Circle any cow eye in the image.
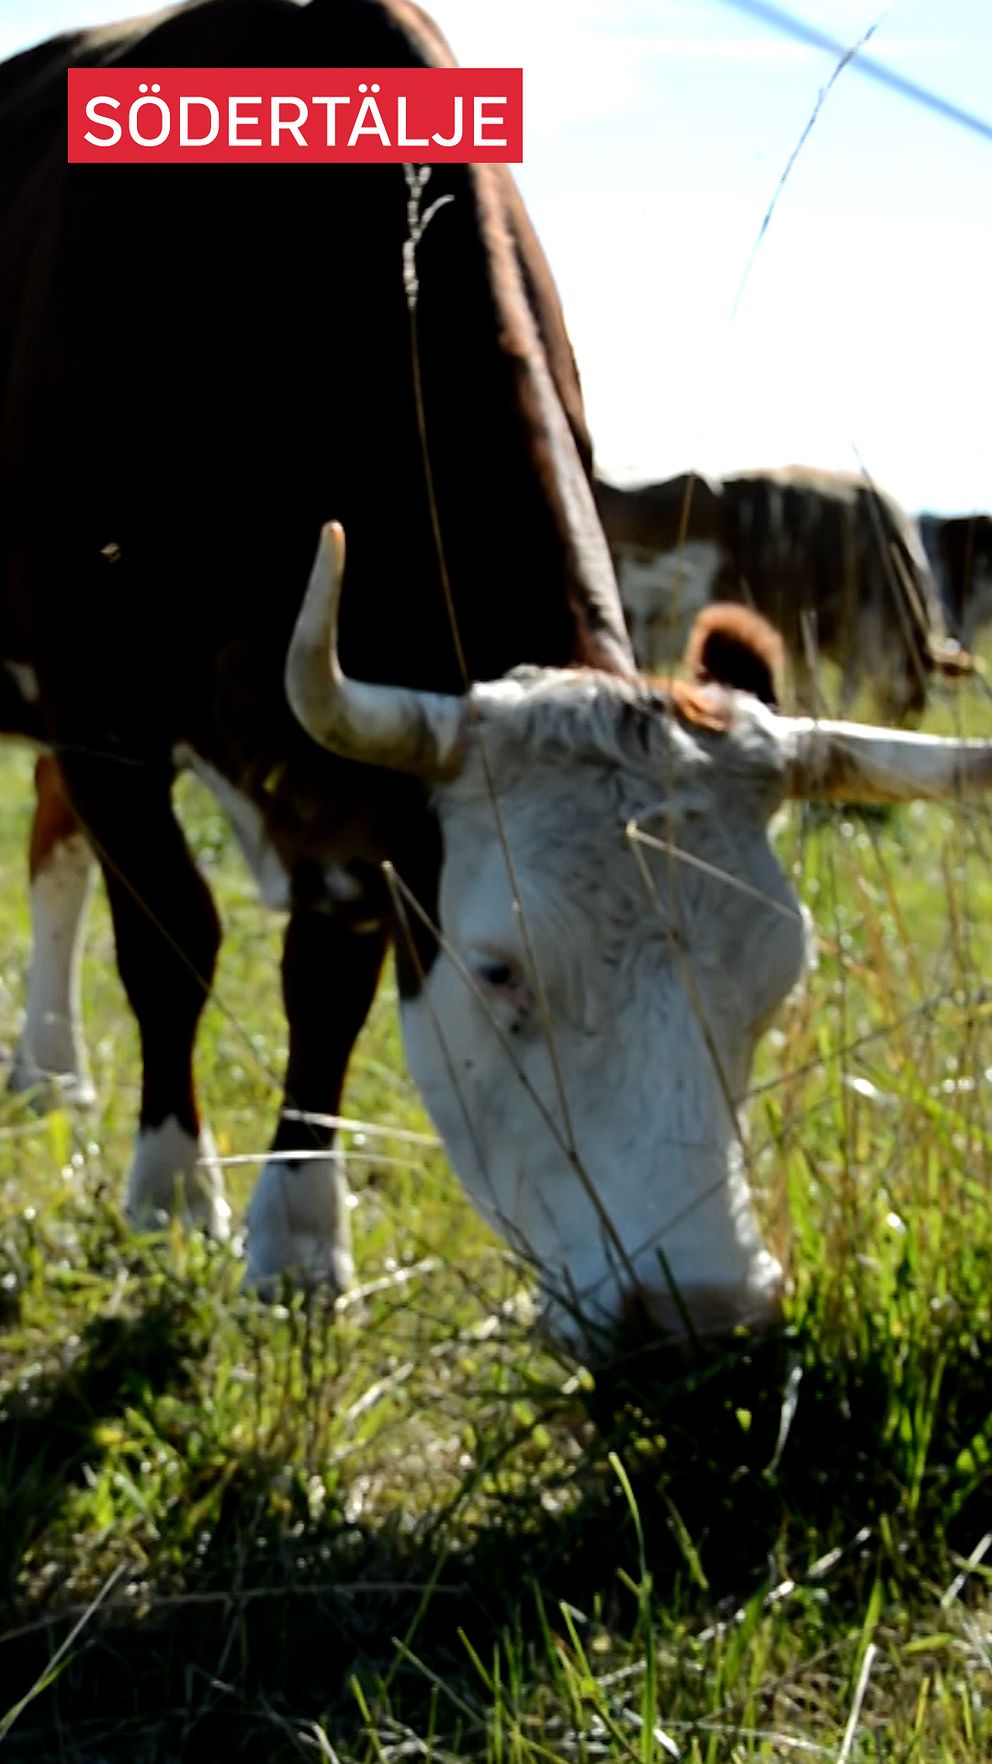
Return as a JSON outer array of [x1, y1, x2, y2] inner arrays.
[[470, 952, 536, 1034], [471, 950, 533, 1001], [476, 956, 520, 991]]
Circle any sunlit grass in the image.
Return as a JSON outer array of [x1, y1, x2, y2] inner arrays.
[[3, 667, 992, 1759]]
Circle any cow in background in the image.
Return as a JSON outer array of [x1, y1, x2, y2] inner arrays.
[[919, 512, 992, 653], [597, 466, 962, 723]]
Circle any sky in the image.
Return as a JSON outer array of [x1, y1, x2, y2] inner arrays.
[[3, 0, 990, 513]]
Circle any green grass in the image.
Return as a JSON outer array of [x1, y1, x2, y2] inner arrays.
[[3, 673, 992, 1760]]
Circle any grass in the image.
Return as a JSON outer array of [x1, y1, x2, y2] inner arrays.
[[3, 670, 992, 1760]]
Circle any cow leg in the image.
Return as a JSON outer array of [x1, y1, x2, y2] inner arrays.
[[9, 756, 97, 1108], [246, 908, 388, 1293], [57, 757, 231, 1239]]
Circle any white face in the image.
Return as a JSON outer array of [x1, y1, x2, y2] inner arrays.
[[961, 556, 992, 652], [615, 541, 723, 673], [399, 671, 808, 1350]]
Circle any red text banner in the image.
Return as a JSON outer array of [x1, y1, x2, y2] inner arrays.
[[67, 67, 523, 164]]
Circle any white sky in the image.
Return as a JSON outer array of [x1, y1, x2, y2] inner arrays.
[[3, 0, 990, 512]]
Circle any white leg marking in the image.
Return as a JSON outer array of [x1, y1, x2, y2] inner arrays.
[[126, 1115, 232, 1240], [10, 833, 97, 1108], [245, 1153, 354, 1295]]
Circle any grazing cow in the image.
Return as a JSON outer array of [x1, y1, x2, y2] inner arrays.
[[596, 467, 958, 723], [5, 3, 992, 1349], [919, 512, 992, 652]]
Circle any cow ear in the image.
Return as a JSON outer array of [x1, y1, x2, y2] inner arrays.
[[684, 603, 784, 707]]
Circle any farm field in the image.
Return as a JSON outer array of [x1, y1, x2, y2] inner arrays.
[[4, 672, 992, 1762]]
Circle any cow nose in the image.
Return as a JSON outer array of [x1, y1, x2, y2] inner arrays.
[[621, 1269, 784, 1342]]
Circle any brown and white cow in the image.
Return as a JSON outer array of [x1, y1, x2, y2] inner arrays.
[[919, 513, 992, 653], [5, 2, 992, 1349], [596, 466, 960, 723], [12, 561, 992, 1350]]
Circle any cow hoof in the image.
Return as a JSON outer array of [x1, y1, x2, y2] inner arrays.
[[126, 1115, 232, 1242], [244, 1155, 354, 1296], [7, 1056, 97, 1113]]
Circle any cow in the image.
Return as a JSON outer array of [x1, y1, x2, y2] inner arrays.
[[919, 512, 992, 653], [5, 1, 992, 1351], [596, 466, 962, 723]]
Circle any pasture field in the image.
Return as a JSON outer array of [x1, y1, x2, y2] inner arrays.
[[4, 675, 992, 1762]]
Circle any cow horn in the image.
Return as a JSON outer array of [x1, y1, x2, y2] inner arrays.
[[285, 523, 468, 779], [781, 716, 992, 802]]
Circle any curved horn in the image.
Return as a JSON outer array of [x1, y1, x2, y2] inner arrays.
[[285, 523, 468, 779], [780, 716, 992, 802]]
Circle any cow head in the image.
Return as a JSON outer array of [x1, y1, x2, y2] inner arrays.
[[934, 516, 992, 654], [286, 524, 992, 1350]]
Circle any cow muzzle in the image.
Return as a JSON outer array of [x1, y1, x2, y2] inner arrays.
[[542, 1264, 785, 1359], [620, 1269, 785, 1342]]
